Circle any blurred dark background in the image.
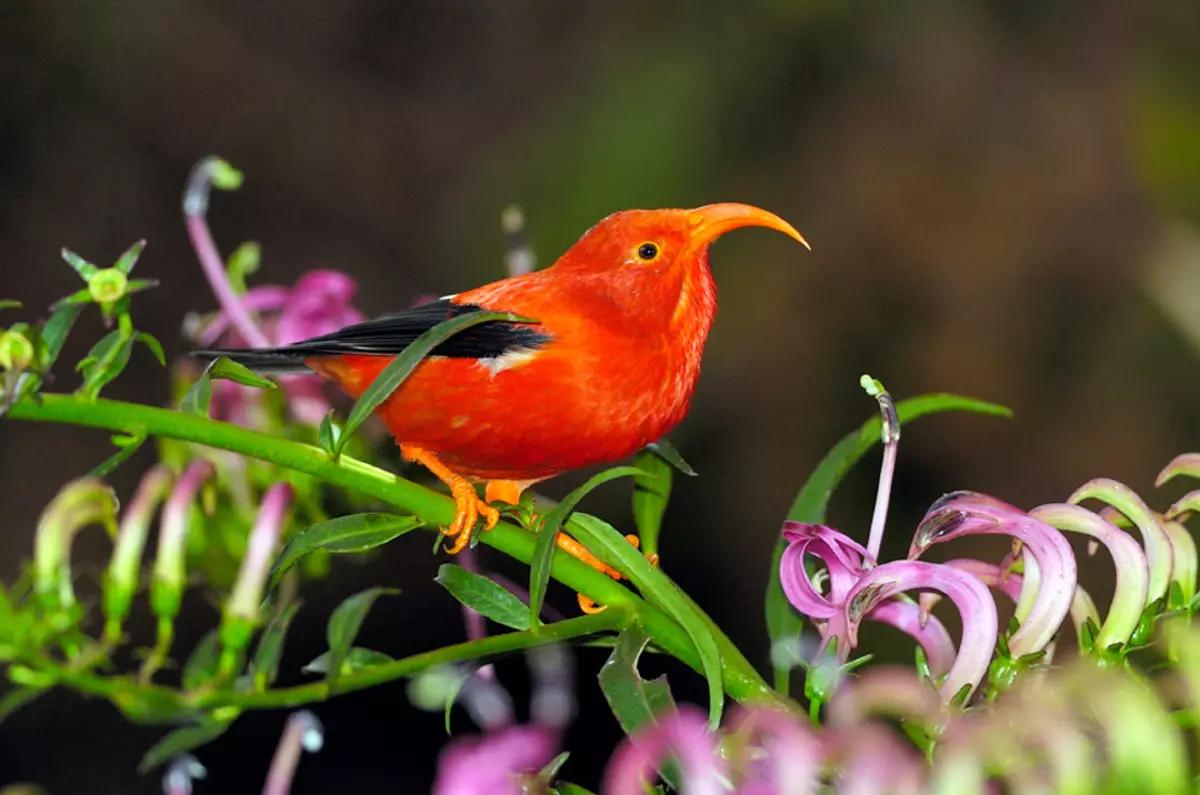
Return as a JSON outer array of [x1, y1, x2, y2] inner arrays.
[[3, 1, 1200, 792]]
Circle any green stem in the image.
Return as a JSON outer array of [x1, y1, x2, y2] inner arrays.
[[9, 394, 782, 708], [44, 609, 631, 714]]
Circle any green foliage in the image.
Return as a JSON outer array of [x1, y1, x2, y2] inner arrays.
[[436, 564, 530, 631], [528, 465, 648, 629], [268, 513, 423, 590], [764, 393, 1013, 694], [631, 448, 673, 559], [569, 512, 725, 729], [322, 587, 400, 688]]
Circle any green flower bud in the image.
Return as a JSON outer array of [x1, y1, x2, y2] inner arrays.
[[87, 268, 128, 304], [34, 477, 119, 612], [0, 330, 34, 372]]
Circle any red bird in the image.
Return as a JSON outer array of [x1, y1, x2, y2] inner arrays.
[[197, 204, 807, 592]]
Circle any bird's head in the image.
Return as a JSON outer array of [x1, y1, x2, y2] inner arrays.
[[555, 203, 809, 277]]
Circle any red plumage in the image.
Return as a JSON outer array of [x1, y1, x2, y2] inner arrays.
[[201, 203, 808, 575]]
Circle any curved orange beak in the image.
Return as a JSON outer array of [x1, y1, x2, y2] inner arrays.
[[685, 203, 810, 253]]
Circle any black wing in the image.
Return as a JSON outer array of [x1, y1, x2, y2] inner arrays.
[[191, 297, 551, 374]]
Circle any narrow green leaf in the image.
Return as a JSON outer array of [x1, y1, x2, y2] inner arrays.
[[529, 466, 648, 629], [138, 720, 231, 773], [60, 247, 98, 281], [645, 438, 697, 476], [437, 564, 531, 631], [764, 393, 1012, 694], [77, 330, 134, 397], [632, 449, 672, 559], [302, 646, 394, 675], [269, 513, 423, 590], [569, 512, 723, 729], [89, 427, 148, 478], [334, 310, 538, 456], [209, 357, 277, 389], [0, 300, 21, 310], [540, 751, 571, 783], [599, 627, 677, 733], [37, 303, 84, 373], [250, 600, 302, 690], [180, 368, 213, 417], [553, 784, 597, 795], [114, 240, 147, 275], [135, 332, 166, 366], [318, 410, 342, 458], [598, 627, 680, 789], [325, 587, 400, 688], [183, 629, 221, 691]]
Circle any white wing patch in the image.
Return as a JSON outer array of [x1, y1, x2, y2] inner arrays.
[[476, 347, 541, 378]]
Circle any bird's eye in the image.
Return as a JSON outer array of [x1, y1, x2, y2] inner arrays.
[[636, 242, 660, 262]]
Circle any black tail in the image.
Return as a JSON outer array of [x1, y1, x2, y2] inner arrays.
[[191, 346, 316, 375]]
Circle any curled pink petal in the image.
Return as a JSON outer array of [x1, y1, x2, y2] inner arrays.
[[845, 561, 998, 702], [780, 524, 872, 621], [912, 497, 1075, 656], [433, 726, 558, 795], [1068, 478, 1173, 603], [601, 707, 727, 795], [1163, 519, 1198, 603], [866, 599, 956, 680], [1028, 503, 1148, 647], [1156, 453, 1200, 487], [944, 559, 1100, 649], [1165, 491, 1200, 524]]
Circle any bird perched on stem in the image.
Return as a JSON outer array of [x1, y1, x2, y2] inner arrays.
[[195, 204, 808, 602]]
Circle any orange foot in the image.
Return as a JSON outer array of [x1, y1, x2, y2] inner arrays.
[[401, 445, 498, 554]]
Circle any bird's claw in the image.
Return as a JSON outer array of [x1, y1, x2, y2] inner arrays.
[[441, 483, 500, 554], [570, 534, 659, 614]]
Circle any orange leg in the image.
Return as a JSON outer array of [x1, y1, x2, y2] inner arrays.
[[401, 445, 498, 554]]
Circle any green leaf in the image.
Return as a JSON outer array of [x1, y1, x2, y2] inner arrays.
[[764, 393, 1012, 694], [60, 247, 98, 281], [324, 587, 400, 688], [569, 512, 724, 729], [114, 239, 147, 275], [180, 368, 213, 416], [318, 410, 342, 458], [0, 300, 21, 311], [436, 564, 531, 631], [302, 646, 394, 676], [632, 449, 672, 559], [249, 600, 302, 690], [209, 357, 277, 389], [598, 626, 680, 790], [138, 720, 231, 773], [37, 303, 84, 373], [269, 513, 423, 590], [77, 329, 134, 398], [334, 310, 538, 457], [529, 465, 647, 629], [89, 428, 148, 478], [183, 629, 221, 691], [644, 438, 697, 476], [552, 785, 597, 795], [135, 332, 166, 366]]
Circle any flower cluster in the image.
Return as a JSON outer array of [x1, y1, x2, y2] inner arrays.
[[180, 157, 365, 428]]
